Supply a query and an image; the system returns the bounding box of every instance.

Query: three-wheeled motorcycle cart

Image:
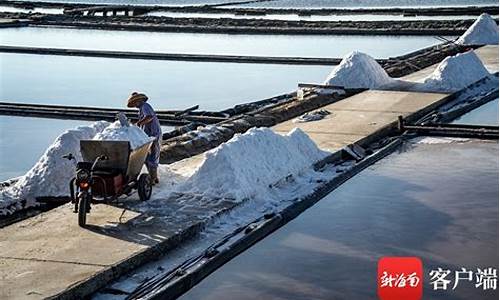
[68,140,153,227]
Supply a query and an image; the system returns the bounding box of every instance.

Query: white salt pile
[0,121,109,215]
[324,51,394,89]
[457,13,499,45]
[421,51,491,92]
[177,127,329,201]
[93,121,154,149]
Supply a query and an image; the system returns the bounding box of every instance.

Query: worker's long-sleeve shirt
[138,102,162,140]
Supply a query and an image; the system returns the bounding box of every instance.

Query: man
[127,92,162,184]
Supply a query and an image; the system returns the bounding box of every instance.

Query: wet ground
[181,139,499,300]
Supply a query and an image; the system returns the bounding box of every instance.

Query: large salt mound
[421,51,491,92]
[93,121,153,149]
[0,121,109,215]
[457,13,499,45]
[324,51,394,89]
[178,127,329,201]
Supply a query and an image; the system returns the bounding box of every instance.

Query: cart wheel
[78,194,89,227]
[138,173,152,201]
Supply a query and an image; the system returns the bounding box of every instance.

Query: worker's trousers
[145,136,161,170]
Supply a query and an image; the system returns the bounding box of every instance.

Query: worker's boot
[149,168,159,185]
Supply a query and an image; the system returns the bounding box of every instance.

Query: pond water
[453,98,499,126]
[0,53,333,110]
[181,139,499,300]
[0,27,448,59]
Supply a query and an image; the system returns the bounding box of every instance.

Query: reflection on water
[453,98,499,126]
[181,140,499,300]
[0,53,333,110]
[0,27,447,59]
[0,117,92,181]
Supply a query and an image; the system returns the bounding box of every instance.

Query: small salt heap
[324,51,394,89]
[421,51,491,92]
[93,121,154,149]
[457,13,499,45]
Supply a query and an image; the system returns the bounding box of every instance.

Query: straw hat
[126,92,148,108]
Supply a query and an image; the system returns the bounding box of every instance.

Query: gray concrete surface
[273,90,449,151]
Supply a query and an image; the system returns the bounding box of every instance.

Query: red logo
[378,257,423,300]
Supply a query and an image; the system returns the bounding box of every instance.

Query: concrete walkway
[273,90,449,151]
[0,45,497,299]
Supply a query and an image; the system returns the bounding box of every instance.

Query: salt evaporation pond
[1,53,333,109]
[181,139,499,300]
[230,0,498,8]
[0,27,450,59]
[453,98,499,125]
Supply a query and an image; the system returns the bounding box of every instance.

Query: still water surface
[0,53,333,110]
[181,140,499,300]
[0,27,448,59]
[453,98,499,126]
